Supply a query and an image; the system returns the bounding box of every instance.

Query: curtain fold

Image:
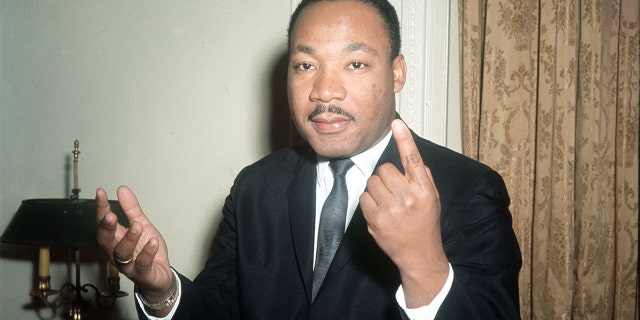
[459,0,639,318]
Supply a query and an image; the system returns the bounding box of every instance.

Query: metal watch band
[135,270,180,311]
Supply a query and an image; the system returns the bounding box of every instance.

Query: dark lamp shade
[1,199,129,247]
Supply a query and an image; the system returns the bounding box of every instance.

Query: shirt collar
[316,131,393,186]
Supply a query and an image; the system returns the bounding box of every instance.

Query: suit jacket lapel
[288,146,318,302]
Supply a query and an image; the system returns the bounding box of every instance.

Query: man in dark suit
[96,0,522,319]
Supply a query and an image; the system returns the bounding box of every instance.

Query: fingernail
[392,120,405,131]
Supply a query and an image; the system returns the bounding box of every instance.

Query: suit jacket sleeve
[435,168,521,319]
[155,172,246,319]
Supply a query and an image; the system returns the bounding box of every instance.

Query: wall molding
[396,0,459,150]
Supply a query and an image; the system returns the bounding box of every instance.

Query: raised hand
[359,119,449,308]
[96,186,175,315]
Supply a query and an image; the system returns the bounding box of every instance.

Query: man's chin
[308,141,353,159]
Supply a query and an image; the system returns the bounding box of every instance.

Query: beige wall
[0,1,458,318]
[0,1,292,318]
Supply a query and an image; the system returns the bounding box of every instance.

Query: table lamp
[1,140,130,320]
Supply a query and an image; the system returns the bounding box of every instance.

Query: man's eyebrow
[291,45,314,55]
[344,42,379,55]
[290,43,379,56]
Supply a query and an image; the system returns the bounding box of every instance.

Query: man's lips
[310,114,352,134]
[306,104,355,134]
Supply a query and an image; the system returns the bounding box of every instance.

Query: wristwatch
[135,270,180,311]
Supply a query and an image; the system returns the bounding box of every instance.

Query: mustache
[307,104,355,121]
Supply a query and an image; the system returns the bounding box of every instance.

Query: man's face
[287,0,406,158]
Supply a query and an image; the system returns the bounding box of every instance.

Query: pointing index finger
[391,119,428,184]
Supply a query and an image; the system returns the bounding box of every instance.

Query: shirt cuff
[395,263,454,320]
[136,269,182,320]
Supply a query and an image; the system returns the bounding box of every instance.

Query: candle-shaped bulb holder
[100,277,128,298]
[30,276,59,298]
[31,246,59,297]
[101,263,128,298]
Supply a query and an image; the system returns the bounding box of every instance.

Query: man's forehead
[290,42,380,56]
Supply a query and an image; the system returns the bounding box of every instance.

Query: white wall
[0,1,458,319]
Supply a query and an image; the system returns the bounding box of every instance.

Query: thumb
[116,185,150,224]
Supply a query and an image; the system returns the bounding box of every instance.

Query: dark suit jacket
[148,131,521,319]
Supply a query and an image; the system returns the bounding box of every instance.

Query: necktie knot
[329,158,354,177]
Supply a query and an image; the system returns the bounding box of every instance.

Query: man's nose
[309,69,346,103]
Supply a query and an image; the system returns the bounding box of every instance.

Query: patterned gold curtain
[459,0,639,319]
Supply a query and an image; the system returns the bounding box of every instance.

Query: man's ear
[392,54,407,93]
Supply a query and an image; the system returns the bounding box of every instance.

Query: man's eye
[348,61,366,70]
[297,63,314,71]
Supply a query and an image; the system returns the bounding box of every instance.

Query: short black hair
[287,0,401,60]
